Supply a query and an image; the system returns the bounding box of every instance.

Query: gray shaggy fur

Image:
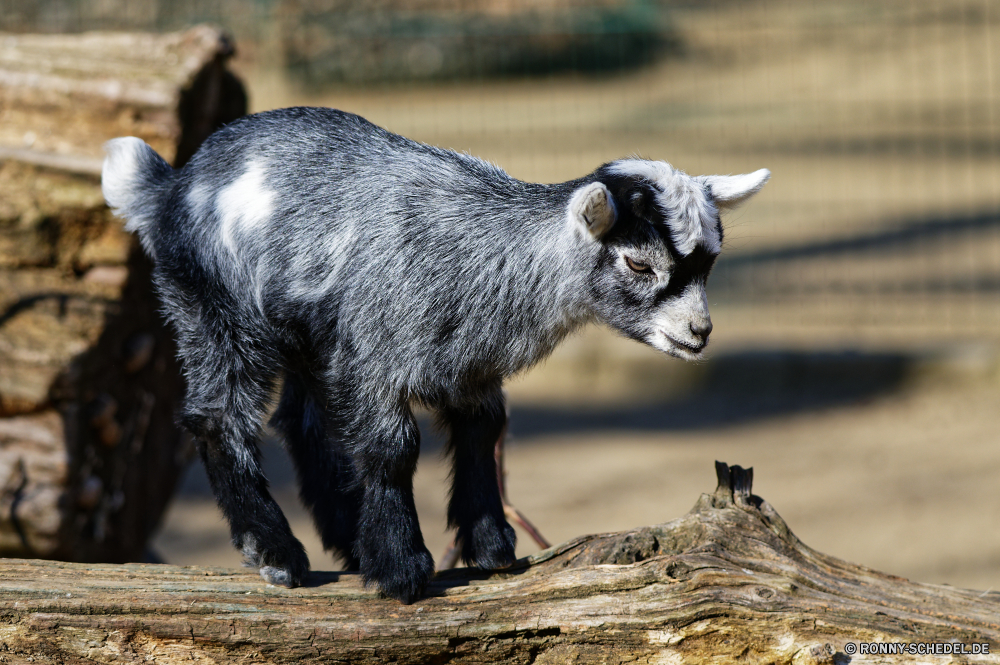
[102,107,768,602]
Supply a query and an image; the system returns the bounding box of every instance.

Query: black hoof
[363,548,435,604]
[259,565,303,588]
[460,516,517,570]
[240,534,310,588]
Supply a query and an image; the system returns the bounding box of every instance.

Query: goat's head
[568,159,769,360]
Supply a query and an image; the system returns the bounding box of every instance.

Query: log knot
[684,461,796,543]
[714,460,756,507]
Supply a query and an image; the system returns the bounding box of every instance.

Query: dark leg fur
[271,373,362,570]
[351,405,434,604]
[175,318,309,588]
[443,393,517,570]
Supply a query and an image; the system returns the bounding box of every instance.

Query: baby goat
[102,107,769,603]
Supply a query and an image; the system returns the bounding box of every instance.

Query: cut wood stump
[0,463,997,664]
[0,27,246,562]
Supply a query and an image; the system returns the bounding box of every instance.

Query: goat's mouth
[661,332,706,359]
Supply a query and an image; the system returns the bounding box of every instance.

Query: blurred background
[3,0,999,591]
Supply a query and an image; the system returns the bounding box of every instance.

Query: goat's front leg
[351,404,434,603]
[441,391,517,570]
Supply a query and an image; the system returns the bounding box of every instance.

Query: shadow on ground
[507,349,911,439]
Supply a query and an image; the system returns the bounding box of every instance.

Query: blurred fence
[3,0,999,350]
[0,0,675,81]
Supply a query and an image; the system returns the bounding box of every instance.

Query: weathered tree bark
[0,27,246,562]
[0,463,996,664]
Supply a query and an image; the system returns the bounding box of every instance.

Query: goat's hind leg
[271,372,361,571]
[179,329,309,588]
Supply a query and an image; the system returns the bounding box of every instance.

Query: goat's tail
[102,137,174,244]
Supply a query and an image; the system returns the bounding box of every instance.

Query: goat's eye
[625,256,653,274]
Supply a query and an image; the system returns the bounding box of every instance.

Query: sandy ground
[152,0,1000,594]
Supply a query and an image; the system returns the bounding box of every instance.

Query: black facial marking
[627,186,660,221]
[660,247,717,299]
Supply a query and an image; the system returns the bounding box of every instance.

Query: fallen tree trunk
[1,463,997,664]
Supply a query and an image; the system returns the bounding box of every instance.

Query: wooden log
[0,27,246,562]
[0,463,996,664]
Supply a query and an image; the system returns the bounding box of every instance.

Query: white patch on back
[608,159,720,256]
[217,160,275,254]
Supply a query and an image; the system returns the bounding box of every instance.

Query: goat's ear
[699,169,770,210]
[568,182,617,239]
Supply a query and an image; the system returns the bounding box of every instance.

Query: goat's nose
[690,320,713,341]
